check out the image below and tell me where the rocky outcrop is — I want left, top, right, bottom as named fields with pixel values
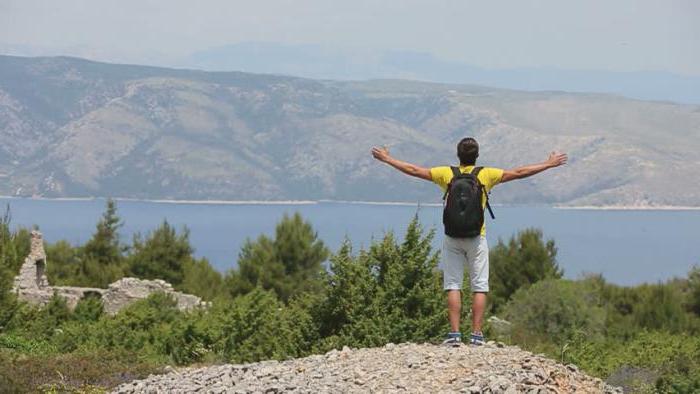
left=112, top=342, right=621, bottom=393
left=12, top=231, right=205, bottom=314
left=102, top=277, right=204, bottom=315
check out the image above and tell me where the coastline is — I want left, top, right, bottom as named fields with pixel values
left=553, top=204, right=700, bottom=211
left=1, top=196, right=699, bottom=210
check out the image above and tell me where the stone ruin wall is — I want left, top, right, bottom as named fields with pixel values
left=12, top=231, right=205, bottom=314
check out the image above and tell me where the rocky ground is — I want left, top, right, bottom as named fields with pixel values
left=112, top=342, right=621, bottom=393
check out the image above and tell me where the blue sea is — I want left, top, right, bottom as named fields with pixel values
left=1, top=198, right=698, bottom=286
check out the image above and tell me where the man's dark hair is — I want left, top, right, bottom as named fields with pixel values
left=457, top=137, right=479, bottom=165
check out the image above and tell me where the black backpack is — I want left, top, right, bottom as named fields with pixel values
left=442, top=166, right=495, bottom=238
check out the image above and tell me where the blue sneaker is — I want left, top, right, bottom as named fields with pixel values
left=442, top=332, right=462, bottom=347
left=470, top=332, right=486, bottom=346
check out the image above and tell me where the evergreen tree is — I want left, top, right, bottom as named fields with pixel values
left=180, top=257, right=224, bottom=301
left=0, top=214, right=17, bottom=328
left=128, top=220, right=193, bottom=286
left=82, top=199, right=124, bottom=266
left=59, top=199, right=128, bottom=287
left=489, top=228, right=563, bottom=313
left=316, top=216, right=445, bottom=349
left=316, top=241, right=382, bottom=345
left=226, top=213, right=329, bottom=302
left=0, top=206, right=31, bottom=328
left=0, top=207, right=18, bottom=275
left=46, top=240, right=82, bottom=286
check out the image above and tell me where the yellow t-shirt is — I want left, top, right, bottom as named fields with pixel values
left=430, top=165, right=504, bottom=236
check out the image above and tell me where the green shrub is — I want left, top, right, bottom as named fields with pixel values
left=316, top=216, right=445, bottom=350
left=633, top=283, right=689, bottom=333
left=566, top=331, right=700, bottom=393
left=502, top=279, right=606, bottom=346
left=210, top=288, right=305, bottom=363
left=0, top=333, right=58, bottom=355
left=73, top=295, right=104, bottom=323
left=489, top=228, right=563, bottom=313
left=163, top=311, right=212, bottom=365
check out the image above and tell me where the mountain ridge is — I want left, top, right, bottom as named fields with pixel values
left=1, top=55, right=699, bottom=206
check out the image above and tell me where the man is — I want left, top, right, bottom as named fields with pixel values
left=371, top=137, right=567, bottom=346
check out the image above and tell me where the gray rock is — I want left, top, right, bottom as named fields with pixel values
left=111, top=342, right=622, bottom=393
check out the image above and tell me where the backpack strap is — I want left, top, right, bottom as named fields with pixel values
left=442, top=166, right=462, bottom=201
left=471, top=167, right=496, bottom=219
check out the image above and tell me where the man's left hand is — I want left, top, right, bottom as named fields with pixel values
left=371, top=146, right=391, bottom=162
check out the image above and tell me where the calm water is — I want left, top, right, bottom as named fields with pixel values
left=1, top=198, right=698, bottom=286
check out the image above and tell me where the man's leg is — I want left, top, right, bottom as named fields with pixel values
left=468, top=236, right=490, bottom=343
left=471, top=292, right=487, bottom=333
left=447, top=290, right=461, bottom=332
left=443, top=236, right=466, bottom=337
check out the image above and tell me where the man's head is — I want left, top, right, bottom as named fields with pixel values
left=457, top=137, right=479, bottom=165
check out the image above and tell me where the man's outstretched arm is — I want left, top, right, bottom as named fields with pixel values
left=501, top=151, right=568, bottom=183
left=371, top=146, right=432, bottom=181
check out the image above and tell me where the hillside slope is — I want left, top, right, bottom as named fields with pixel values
left=1, top=55, right=699, bottom=206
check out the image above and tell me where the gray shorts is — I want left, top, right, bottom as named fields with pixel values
left=442, top=235, right=489, bottom=292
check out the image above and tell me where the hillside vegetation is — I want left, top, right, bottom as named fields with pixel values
left=0, top=201, right=699, bottom=392
left=1, top=55, right=699, bottom=206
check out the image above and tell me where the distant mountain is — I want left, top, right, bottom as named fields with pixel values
left=188, top=43, right=700, bottom=104
left=1, top=54, right=699, bottom=206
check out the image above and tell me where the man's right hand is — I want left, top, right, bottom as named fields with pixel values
left=546, top=151, right=568, bottom=168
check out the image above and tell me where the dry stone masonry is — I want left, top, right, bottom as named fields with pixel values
left=102, top=277, right=204, bottom=315
left=112, top=342, right=622, bottom=393
left=12, top=231, right=205, bottom=314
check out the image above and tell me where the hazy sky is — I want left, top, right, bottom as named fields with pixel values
left=1, top=0, right=698, bottom=75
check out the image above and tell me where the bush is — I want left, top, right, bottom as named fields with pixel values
left=209, top=287, right=310, bottom=363
left=489, top=228, right=563, bottom=313
left=48, top=292, right=184, bottom=362
left=502, top=279, right=606, bottom=347
left=316, top=216, right=445, bottom=349
left=0, top=333, right=58, bottom=355
left=5, top=294, right=73, bottom=341
left=73, top=295, right=104, bottom=323
left=566, top=331, right=700, bottom=393
left=163, top=310, right=213, bottom=365
left=633, top=283, right=689, bottom=333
